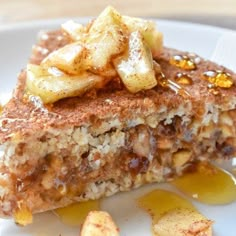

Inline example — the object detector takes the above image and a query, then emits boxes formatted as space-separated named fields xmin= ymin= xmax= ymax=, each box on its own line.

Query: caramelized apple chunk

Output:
xmin=26 ymin=6 xmax=163 ymax=103
xmin=26 ymin=64 xmax=105 ymax=103
xmin=114 ymin=31 xmax=157 ymax=93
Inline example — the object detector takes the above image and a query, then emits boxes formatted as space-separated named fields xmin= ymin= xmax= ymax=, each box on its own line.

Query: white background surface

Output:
xmin=0 ymin=19 xmax=235 ymax=235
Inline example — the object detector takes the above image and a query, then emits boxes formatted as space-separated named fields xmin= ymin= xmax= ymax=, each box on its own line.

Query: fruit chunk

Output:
xmin=114 ymin=31 xmax=157 ymax=93
xmin=172 ymin=150 xmax=192 ymax=168
xmin=80 ymin=211 xmax=119 ymax=236
xmin=122 ymin=15 xmax=163 ymax=56
xmin=153 ymin=208 xmax=213 ymax=236
xmin=41 ymin=42 xmax=88 ymax=75
xmin=26 ymin=6 xmax=163 ymax=103
xmin=62 ymin=20 xmax=87 ymax=42
xmin=86 ymin=6 xmax=128 ymax=71
xmin=26 ymin=64 xmax=105 ymax=103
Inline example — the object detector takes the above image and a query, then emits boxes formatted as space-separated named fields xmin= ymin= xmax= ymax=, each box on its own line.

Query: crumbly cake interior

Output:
xmin=0 ymin=30 xmax=236 ymax=218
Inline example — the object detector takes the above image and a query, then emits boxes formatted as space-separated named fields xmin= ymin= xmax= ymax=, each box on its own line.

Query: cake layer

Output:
xmin=0 ymin=30 xmax=236 ymax=219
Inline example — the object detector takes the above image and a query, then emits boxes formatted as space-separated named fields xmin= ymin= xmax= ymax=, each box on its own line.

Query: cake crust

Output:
xmin=1 ymin=44 xmax=236 ymax=142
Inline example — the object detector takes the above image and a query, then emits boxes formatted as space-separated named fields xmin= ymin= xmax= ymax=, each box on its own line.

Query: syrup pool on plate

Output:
xmin=172 ymin=162 xmax=236 ymax=204
xmin=137 ymin=189 xmax=195 ymax=223
xmin=54 ymin=200 xmax=100 ymax=226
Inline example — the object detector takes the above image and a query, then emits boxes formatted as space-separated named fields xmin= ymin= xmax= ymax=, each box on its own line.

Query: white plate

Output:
xmin=0 ymin=19 xmax=236 ymax=236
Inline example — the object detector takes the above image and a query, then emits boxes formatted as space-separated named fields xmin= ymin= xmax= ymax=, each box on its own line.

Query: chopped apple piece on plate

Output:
xmin=154 ymin=208 xmax=213 ymax=236
xmin=80 ymin=211 xmax=119 ymax=236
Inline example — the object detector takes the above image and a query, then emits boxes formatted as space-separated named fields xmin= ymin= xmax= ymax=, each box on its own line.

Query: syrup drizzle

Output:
xmin=169 ymin=55 xmax=196 ymax=70
xmin=158 ymin=73 xmax=190 ymax=98
xmin=174 ymin=72 xmax=193 ymax=85
xmin=172 ymin=162 xmax=236 ymax=204
xmin=55 ymin=162 xmax=235 ymax=231
xmin=202 ymin=70 xmax=233 ymax=88
xmin=54 ymin=200 xmax=100 ymax=226
xmin=153 ymin=61 xmax=190 ymax=97
xmin=138 ymin=189 xmax=195 ymax=223
xmin=207 ymin=83 xmax=220 ymax=95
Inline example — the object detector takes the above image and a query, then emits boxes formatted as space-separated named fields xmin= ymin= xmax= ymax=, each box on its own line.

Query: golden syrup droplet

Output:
xmin=170 ymin=55 xmax=196 ymax=70
xmin=172 ymin=162 xmax=236 ymax=204
xmin=207 ymin=83 xmax=220 ymax=95
xmin=187 ymin=53 xmax=202 ymax=64
xmin=175 ymin=72 xmax=193 ymax=85
xmin=216 ymin=71 xmax=234 ymax=87
xmin=204 ymin=70 xmax=217 ymax=81
xmin=167 ymin=79 xmax=190 ymax=98
xmin=209 ymin=88 xmax=220 ymax=95
xmin=154 ymin=61 xmax=191 ymax=98
xmin=157 ymin=72 xmax=168 ymax=87
xmin=156 ymin=72 xmax=190 ymax=98
xmin=54 ymin=200 xmax=100 ymax=226
xmin=202 ymin=70 xmax=234 ymax=88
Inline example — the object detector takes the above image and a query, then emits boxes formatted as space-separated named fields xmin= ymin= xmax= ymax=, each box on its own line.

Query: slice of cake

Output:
xmin=0 ymin=7 xmax=235 ymax=224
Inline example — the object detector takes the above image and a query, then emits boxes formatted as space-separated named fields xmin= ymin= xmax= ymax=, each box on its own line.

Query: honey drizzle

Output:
xmin=207 ymin=83 xmax=220 ymax=95
xmin=153 ymin=61 xmax=190 ymax=98
xmin=202 ymin=70 xmax=234 ymax=88
xmin=169 ymin=55 xmax=196 ymax=70
xmin=54 ymin=200 xmax=100 ymax=226
xmin=187 ymin=53 xmax=201 ymax=65
xmin=175 ymin=72 xmax=193 ymax=85
xmin=167 ymin=79 xmax=191 ymax=97
xmin=172 ymin=162 xmax=236 ymax=204
xmin=138 ymin=189 xmax=196 ymax=222
xmin=138 ymin=162 xmax=235 ymax=235
xmin=54 ymin=163 xmax=235 ymax=229
xmin=158 ymin=73 xmax=190 ymax=98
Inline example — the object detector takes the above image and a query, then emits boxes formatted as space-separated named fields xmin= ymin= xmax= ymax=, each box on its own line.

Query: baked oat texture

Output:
xmin=0 ymin=30 xmax=236 ymax=219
